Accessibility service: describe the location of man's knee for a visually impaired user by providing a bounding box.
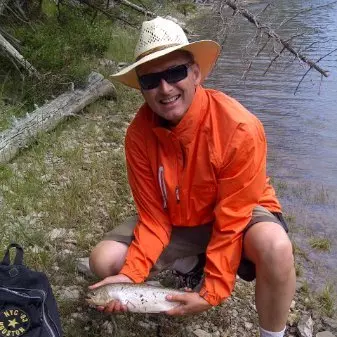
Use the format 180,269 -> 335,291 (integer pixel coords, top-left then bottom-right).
89,240 -> 128,278
244,222 -> 294,281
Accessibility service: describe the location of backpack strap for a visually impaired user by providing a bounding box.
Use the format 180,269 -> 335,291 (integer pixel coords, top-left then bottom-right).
1,243 -> 24,266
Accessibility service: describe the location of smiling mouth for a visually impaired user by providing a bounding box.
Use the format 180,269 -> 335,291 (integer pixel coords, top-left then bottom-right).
160,95 -> 180,104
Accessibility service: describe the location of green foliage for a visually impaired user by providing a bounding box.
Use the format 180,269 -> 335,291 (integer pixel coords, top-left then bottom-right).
176,2 -> 197,16
317,284 -> 335,317
309,237 -> 331,251
1,4 -> 118,112
19,10 -> 110,70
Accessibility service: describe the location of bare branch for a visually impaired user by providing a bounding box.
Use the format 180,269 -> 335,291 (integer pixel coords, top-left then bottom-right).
0,0 -> 10,15
294,47 -> 337,94
0,33 -> 40,77
279,1 -> 337,28
117,0 -> 192,34
78,0 -> 137,28
117,0 -> 156,18
221,0 -> 330,77
263,46 -> 286,75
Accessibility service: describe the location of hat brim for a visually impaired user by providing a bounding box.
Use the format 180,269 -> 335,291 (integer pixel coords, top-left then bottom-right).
110,40 -> 221,89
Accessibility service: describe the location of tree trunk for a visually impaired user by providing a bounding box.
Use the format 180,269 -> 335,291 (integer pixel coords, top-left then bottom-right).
0,32 -> 39,76
0,72 -> 116,163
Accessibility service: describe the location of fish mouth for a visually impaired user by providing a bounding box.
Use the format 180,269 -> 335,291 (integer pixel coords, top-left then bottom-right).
84,296 -> 95,306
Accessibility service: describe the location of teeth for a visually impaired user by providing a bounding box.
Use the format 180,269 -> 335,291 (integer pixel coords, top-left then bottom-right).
161,95 -> 179,104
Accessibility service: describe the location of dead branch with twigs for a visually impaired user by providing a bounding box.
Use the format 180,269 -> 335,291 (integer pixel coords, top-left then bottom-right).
0,32 -> 40,77
77,0 -> 137,28
218,0 -> 330,78
294,47 -> 337,95
116,0 -> 191,34
0,0 -> 10,15
212,0 -> 337,93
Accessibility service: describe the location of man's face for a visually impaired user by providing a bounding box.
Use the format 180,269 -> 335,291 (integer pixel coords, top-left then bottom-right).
136,51 -> 201,125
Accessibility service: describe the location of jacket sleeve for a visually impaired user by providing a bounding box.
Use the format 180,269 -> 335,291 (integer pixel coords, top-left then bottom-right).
119,125 -> 172,282
199,121 -> 267,306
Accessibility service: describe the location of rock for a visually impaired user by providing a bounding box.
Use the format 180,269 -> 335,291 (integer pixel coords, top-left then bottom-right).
322,318 -> 337,331
49,228 -> 67,240
57,286 -> 81,301
30,245 -> 43,253
101,321 -> 116,335
298,315 -> 314,337
232,309 -> 238,318
99,58 -> 115,67
244,322 -> 253,330
138,321 -> 153,329
290,300 -> 296,310
76,257 -> 95,278
288,312 -> 300,326
193,328 -> 212,337
316,332 -> 336,337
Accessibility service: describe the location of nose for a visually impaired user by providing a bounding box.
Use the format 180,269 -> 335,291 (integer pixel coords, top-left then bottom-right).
158,78 -> 173,93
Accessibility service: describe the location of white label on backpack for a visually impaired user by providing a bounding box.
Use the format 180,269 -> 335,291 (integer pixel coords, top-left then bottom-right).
0,308 -> 30,336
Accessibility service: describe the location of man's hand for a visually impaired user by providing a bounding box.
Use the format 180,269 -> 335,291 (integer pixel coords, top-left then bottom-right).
165,289 -> 211,316
88,274 -> 133,314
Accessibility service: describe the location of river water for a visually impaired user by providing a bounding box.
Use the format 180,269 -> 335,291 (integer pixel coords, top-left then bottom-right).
196,0 -> 337,288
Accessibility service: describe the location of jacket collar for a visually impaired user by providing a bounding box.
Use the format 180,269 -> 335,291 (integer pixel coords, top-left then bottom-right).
152,86 -> 207,146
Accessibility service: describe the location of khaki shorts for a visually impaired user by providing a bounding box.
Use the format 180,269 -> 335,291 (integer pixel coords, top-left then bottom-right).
103,205 -> 288,281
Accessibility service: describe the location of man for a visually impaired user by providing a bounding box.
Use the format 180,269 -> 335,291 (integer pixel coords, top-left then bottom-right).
89,17 -> 295,337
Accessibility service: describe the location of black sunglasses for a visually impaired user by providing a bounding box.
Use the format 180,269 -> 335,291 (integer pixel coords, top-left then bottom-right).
138,63 -> 193,90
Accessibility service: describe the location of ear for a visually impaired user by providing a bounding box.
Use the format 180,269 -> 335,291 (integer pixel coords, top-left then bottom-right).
191,63 -> 202,86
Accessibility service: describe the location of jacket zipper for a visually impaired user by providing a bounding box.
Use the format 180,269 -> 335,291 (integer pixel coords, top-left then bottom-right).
0,287 -> 59,337
175,186 -> 180,203
158,166 -> 168,209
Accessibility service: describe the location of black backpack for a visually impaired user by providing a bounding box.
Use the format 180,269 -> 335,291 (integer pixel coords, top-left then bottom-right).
0,243 -> 63,337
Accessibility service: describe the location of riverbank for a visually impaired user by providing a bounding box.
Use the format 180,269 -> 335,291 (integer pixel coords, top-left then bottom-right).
1,87 -> 336,336
0,2 -> 336,337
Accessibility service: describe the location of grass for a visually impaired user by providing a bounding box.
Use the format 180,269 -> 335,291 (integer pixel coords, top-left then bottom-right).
0,2 -> 139,122
316,284 -> 336,317
290,182 -> 333,205
309,237 -> 331,252
1,1 -> 337,335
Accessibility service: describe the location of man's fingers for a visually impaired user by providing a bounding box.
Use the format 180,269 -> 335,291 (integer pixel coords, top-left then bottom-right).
165,305 -> 184,316
88,279 -> 107,290
96,300 -> 128,314
166,293 -> 188,303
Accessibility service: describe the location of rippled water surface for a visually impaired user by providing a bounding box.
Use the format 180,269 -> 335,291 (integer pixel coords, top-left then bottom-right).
197,0 -> 337,286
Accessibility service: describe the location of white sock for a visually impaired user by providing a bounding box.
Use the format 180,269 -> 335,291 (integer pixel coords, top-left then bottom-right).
259,326 -> 286,337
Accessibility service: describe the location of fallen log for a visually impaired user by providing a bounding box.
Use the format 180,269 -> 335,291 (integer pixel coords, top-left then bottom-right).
0,32 -> 39,77
0,72 -> 116,163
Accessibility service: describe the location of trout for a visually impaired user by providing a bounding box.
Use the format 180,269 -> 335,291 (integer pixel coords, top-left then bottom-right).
85,283 -> 185,313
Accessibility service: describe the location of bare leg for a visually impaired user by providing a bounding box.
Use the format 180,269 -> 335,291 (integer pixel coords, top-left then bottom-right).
243,222 -> 296,331
89,240 -> 128,278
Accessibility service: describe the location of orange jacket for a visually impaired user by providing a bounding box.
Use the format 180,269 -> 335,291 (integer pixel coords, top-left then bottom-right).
120,86 -> 281,306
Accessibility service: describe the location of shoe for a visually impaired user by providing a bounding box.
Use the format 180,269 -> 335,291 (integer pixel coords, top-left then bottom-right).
173,253 -> 205,291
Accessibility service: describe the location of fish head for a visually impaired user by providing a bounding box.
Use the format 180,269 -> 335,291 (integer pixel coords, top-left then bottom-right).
85,287 -> 111,306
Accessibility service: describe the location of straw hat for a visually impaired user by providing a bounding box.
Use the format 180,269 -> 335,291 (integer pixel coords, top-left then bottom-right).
110,16 -> 220,89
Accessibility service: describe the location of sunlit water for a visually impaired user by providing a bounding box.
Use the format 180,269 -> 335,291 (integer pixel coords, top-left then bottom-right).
197,0 -> 337,287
